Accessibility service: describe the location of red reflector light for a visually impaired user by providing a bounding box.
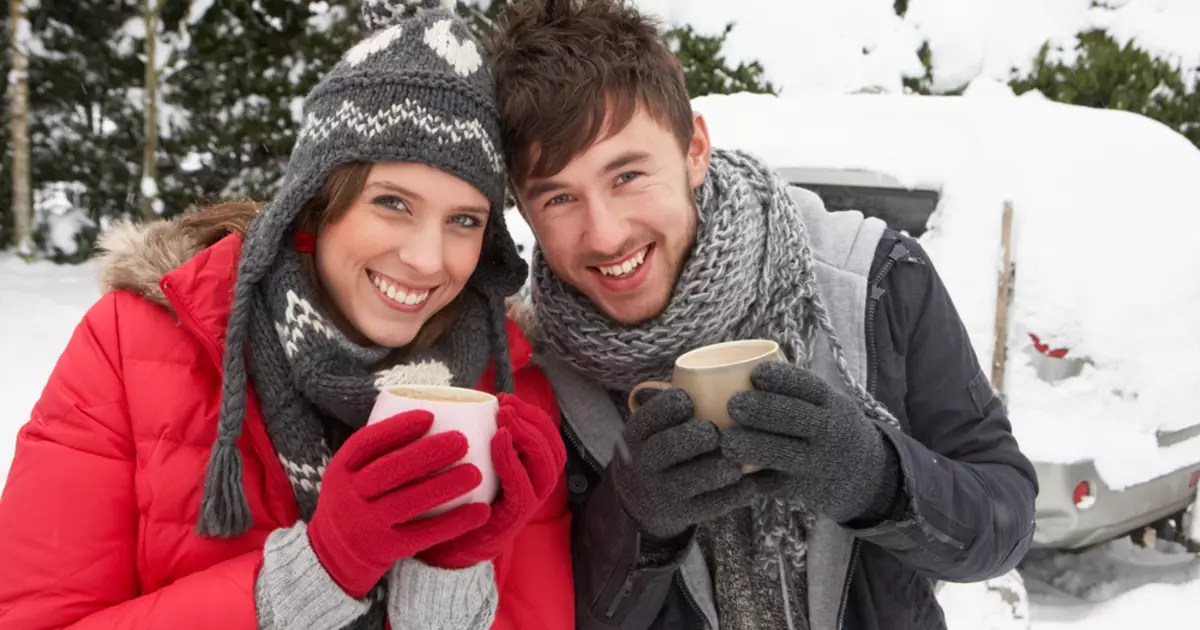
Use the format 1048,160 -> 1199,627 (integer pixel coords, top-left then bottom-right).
1073,481 -> 1096,510
1189,471 -> 1200,488
1030,333 -> 1070,359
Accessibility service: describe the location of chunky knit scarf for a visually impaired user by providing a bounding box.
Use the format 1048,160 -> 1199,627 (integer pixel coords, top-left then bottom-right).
534,149 -> 898,629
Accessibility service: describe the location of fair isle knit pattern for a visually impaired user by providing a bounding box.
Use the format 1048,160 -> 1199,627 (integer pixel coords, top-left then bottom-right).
195,0 -> 528,569
297,99 -> 504,174
246,245 -> 495,527
533,149 -> 900,629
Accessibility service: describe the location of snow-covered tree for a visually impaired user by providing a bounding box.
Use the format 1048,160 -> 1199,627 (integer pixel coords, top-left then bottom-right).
26,0 -> 142,261
161,0 -> 357,209
1012,30 -> 1200,150
665,23 -> 775,97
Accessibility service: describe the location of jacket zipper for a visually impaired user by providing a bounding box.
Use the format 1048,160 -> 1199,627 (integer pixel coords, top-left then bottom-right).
838,240 -> 921,629
605,573 -> 637,619
865,242 -> 921,395
560,412 -> 603,474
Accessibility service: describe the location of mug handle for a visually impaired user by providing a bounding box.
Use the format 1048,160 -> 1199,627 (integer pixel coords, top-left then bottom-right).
627,380 -> 672,414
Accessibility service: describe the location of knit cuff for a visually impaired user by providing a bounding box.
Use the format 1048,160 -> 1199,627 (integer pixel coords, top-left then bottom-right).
848,436 -> 905,526
387,559 -> 498,630
255,523 -> 373,629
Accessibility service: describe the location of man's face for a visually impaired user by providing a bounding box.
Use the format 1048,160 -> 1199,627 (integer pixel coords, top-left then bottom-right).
515,109 -> 711,325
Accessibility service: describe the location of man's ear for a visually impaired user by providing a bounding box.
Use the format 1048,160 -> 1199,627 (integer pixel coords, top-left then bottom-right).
686,113 -> 713,190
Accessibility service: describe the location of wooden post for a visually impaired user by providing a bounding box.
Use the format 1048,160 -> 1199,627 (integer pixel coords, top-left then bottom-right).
991,201 -> 1015,402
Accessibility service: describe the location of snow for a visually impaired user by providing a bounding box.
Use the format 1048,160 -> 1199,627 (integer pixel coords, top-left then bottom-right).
187,0 -> 216,26
633,0 -> 1200,95
692,92 -> 1200,490
180,152 -> 209,173
938,570 -> 1030,630
33,182 -> 94,257
1033,581 -> 1200,629
308,2 -> 348,34
1024,539 -> 1200,628
504,208 -> 536,268
0,255 -> 99,483
140,176 -> 159,199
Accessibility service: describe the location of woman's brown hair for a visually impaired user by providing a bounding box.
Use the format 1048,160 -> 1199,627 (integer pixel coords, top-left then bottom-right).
178,162 -> 460,360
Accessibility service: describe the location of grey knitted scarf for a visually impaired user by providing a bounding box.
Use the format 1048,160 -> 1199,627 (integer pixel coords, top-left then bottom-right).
243,245 -> 501,629
247,246 -> 497,521
534,149 -> 898,629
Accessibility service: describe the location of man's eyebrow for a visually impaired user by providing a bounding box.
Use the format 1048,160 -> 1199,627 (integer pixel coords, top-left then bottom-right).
525,178 -> 569,200
602,150 -> 651,173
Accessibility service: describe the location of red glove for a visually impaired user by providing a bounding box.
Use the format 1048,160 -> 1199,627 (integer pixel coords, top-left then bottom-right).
307,410 -> 491,598
420,393 -> 566,569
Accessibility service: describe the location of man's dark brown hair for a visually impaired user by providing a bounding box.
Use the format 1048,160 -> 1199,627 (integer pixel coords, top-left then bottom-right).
487,0 -> 695,186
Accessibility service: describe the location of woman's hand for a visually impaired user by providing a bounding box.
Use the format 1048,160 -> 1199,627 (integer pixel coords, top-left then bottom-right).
419,393 -> 566,569
306,410 -> 490,598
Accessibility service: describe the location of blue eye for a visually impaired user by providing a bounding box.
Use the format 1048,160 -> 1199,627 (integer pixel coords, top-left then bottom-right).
616,171 -> 642,184
373,195 -> 409,213
546,193 -> 573,207
450,214 -> 484,229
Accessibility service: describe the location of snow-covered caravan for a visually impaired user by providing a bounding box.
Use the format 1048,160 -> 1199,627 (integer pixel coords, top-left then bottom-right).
693,92 -> 1200,550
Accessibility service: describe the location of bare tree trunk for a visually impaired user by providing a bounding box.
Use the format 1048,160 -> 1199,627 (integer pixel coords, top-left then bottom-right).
140,0 -> 163,221
9,0 -> 32,257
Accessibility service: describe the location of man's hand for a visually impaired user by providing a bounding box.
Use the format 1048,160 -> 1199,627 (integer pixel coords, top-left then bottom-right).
612,388 -> 757,540
723,362 -> 903,524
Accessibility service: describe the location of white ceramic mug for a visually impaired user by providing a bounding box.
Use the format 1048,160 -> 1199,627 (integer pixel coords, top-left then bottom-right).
368,385 -> 499,517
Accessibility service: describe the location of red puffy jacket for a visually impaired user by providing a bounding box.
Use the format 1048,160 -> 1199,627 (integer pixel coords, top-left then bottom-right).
0,225 -> 573,629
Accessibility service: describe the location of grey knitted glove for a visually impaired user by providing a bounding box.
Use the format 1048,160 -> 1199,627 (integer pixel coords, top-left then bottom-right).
612,388 -> 758,539
723,362 -> 902,524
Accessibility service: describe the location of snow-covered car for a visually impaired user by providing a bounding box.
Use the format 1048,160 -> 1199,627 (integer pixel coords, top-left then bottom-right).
692,91 -> 1200,553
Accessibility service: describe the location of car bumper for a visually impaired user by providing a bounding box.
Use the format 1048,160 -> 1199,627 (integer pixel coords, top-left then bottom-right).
1032,459 -> 1200,549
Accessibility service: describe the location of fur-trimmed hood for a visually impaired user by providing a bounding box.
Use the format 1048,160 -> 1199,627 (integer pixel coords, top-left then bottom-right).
95,218 -> 207,313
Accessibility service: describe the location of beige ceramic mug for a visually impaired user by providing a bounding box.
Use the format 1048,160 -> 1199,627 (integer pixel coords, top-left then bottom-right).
628,339 -> 786,429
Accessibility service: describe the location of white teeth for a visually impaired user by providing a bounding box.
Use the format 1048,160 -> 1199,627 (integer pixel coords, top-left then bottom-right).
599,247 -> 649,277
370,272 -> 430,306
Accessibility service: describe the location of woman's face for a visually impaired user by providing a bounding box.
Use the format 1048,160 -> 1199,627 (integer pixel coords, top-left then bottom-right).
315,162 -> 489,348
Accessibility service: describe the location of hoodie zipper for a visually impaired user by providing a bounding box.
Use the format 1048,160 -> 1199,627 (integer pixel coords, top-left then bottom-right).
780,551 -> 798,630
676,571 -> 708,630
837,241 -> 922,629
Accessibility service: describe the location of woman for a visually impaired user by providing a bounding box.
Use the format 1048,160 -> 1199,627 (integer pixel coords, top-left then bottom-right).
0,2 -> 571,629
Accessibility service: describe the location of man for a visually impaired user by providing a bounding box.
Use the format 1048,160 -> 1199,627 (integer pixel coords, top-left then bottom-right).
488,1 -> 1038,629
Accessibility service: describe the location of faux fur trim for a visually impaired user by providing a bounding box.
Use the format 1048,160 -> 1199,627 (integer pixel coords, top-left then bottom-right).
505,288 -> 540,345
95,218 -> 205,311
